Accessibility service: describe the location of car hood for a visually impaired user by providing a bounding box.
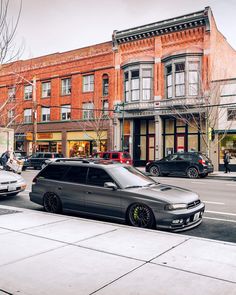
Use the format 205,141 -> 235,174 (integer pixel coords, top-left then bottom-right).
0,170 -> 25,182
128,184 -> 199,203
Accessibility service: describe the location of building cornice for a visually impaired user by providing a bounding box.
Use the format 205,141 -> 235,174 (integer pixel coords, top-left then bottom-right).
112,7 -> 211,48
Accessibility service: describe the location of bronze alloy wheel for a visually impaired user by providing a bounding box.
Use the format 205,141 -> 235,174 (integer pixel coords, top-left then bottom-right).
187,167 -> 199,179
149,165 -> 160,177
128,203 -> 155,229
43,193 -> 62,213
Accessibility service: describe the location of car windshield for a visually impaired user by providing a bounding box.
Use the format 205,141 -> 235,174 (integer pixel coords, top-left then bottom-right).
109,166 -> 157,188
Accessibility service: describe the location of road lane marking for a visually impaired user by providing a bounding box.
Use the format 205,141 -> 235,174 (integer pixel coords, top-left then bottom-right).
206,210 -> 236,216
203,201 -> 225,205
204,216 -> 236,223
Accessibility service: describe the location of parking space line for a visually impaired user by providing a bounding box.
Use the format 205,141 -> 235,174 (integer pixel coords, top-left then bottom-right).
204,216 -> 236,223
206,210 -> 236,216
203,201 -> 224,205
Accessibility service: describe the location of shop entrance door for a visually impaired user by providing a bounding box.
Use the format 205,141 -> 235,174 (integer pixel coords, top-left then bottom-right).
176,134 -> 185,152
148,135 -> 155,161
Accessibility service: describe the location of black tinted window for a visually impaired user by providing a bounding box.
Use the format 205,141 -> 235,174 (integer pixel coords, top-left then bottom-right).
122,153 -> 131,159
87,168 -> 113,187
55,153 -> 64,158
44,153 -> 52,158
39,165 -> 69,180
103,153 -> 110,159
37,153 -> 44,158
63,166 -> 88,184
112,153 -> 119,159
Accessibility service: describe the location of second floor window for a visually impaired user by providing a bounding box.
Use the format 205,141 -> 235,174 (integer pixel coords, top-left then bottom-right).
102,100 -> 109,116
61,105 -> 71,120
83,102 -> 94,119
24,85 -> 33,100
123,64 -> 153,102
164,56 -> 201,99
61,78 -> 71,95
41,107 -> 50,122
227,108 -> 236,121
24,109 -> 32,123
42,81 -> 51,98
8,87 -> 16,100
83,75 -> 94,92
102,75 -> 109,96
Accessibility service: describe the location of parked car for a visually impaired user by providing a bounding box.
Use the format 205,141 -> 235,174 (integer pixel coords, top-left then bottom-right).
28,152 -> 64,170
0,168 -> 26,196
93,151 -> 132,165
146,152 -> 214,178
30,159 -> 205,231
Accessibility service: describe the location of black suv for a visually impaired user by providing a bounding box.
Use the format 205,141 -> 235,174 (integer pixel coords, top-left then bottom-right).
146,152 -> 214,178
28,152 -> 64,169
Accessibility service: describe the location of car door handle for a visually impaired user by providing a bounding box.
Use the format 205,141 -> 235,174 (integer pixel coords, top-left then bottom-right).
86,191 -> 92,194
58,187 -> 62,190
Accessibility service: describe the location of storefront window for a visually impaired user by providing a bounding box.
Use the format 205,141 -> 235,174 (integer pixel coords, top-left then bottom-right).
140,136 -> 146,160
188,135 -> 198,152
140,120 -> 146,134
219,134 -> 236,164
165,119 -> 174,133
165,135 -> 174,156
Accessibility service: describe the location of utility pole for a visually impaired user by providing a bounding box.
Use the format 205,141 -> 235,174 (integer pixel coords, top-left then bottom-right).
32,76 -> 37,154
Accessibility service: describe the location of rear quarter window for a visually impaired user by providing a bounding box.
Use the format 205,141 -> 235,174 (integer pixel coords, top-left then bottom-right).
111,153 -> 119,159
38,165 -> 69,180
63,166 -> 88,184
122,153 -> 131,159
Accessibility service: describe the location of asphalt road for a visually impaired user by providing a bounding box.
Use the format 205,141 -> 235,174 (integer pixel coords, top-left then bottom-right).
0,169 -> 235,243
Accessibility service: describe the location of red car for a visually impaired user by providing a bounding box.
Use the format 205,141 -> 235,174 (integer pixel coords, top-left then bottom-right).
93,151 -> 133,165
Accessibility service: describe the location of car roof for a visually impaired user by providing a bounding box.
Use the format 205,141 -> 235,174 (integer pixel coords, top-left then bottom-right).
49,159 -> 125,169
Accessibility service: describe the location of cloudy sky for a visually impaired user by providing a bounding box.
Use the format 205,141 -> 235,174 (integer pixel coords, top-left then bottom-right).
9,0 -> 236,59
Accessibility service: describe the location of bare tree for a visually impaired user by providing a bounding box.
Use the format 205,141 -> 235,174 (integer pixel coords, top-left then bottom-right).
81,96 -> 111,154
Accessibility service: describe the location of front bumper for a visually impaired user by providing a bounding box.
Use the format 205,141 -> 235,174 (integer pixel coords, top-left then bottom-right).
154,202 -> 205,232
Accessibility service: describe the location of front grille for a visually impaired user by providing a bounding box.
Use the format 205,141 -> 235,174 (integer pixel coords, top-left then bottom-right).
0,180 -> 17,185
187,200 -> 200,209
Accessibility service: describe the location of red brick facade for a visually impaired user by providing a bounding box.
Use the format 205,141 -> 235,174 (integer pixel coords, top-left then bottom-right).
0,7 -> 236,168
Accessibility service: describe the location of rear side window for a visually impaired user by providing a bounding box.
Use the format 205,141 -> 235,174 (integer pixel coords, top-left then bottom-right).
87,168 -> 113,187
55,153 -> 64,158
39,165 -> 69,180
111,153 -> 119,159
63,166 -> 88,184
44,153 -> 52,158
36,153 -> 44,158
103,153 -> 110,159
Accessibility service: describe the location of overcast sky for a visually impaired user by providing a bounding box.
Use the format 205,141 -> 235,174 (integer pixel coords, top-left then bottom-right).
9,0 -> 236,60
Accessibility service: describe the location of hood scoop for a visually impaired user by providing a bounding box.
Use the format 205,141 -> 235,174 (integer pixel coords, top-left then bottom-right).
160,186 -> 172,192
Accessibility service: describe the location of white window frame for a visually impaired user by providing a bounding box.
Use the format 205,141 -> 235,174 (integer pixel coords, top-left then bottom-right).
24,109 -> 32,123
83,75 -> 94,92
61,105 -> 71,120
42,81 -> 51,98
83,102 -> 94,119
61,78 -> 71,95
24,85 -> 33,100
41,107 -> 50,122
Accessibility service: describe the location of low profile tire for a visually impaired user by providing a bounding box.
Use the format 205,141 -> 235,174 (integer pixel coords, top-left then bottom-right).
127,203 -> 155,229
187,167 -> 199,179
149,165 -> 161,177
43,193 -> 62,213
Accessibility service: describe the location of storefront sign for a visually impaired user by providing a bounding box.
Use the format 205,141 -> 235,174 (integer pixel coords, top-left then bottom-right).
38,133 -> 53,139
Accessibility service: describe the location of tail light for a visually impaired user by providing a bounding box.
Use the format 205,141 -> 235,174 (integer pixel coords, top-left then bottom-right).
32,176 -> 37,184
198,159 -> 206,165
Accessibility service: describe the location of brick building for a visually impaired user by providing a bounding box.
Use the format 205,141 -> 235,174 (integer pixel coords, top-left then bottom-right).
0,6 -> 236,169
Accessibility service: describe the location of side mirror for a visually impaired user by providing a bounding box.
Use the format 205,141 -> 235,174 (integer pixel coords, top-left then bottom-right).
104,182 -> 117,190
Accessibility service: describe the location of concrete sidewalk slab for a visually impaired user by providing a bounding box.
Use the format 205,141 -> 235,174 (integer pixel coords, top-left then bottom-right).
0,205 -> 235,295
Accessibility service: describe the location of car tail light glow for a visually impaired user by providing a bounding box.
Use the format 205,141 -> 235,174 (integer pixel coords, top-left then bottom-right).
198,159 -> 206,165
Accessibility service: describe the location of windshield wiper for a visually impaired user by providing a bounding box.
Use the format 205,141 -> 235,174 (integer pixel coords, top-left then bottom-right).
143,183 -> 156,187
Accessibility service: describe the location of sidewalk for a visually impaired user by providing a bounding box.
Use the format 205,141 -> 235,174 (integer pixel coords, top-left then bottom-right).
0,205 -> 235,295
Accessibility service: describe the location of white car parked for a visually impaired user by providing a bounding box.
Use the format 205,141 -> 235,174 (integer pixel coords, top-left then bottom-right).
0,169 -> 26,196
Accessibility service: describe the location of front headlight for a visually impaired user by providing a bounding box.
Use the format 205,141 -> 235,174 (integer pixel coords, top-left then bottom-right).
165,203 -> 187,210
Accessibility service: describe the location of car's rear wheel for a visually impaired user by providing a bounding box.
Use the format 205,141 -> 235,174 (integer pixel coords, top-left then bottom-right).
127,203 -> 155,229
43,193 -> 62,213
187,167 -> 199,178
149,165 -> 160,177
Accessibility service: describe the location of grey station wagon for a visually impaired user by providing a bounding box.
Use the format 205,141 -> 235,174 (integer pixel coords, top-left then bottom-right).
30,160 -> 205,231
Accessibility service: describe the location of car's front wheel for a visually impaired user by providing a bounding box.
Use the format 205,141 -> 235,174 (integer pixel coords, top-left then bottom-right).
149,165 -> 161,177
187,167 -> 199,178
43,193 -> 62,213
127,203 -> 155,229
